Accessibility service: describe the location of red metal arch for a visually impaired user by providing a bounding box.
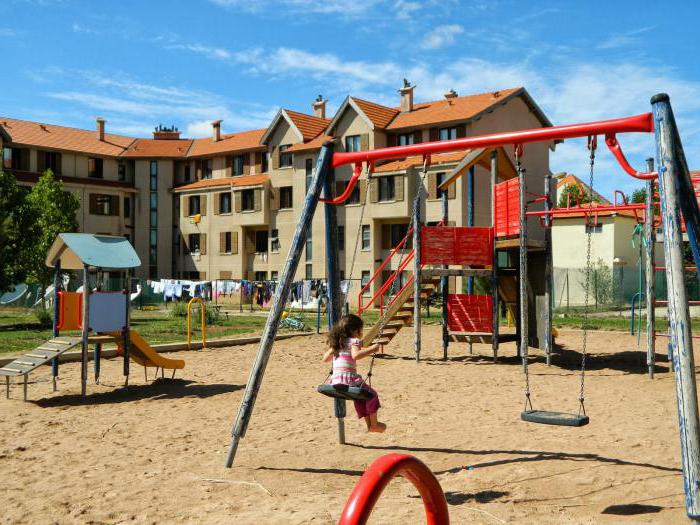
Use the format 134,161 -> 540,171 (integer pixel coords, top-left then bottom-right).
339,454 -> 449,525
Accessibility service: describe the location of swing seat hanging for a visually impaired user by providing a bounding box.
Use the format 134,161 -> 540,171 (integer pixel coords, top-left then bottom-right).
318,383 -> 373,401
521,410 -> 589,427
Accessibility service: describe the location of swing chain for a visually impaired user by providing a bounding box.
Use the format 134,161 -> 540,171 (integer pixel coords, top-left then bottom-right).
579,137 -> 597,415
516,146 -> 533,410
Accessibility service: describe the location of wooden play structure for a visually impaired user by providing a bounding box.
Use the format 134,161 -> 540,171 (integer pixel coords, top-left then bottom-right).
224,94 -> 700,521
0,233 -> 184,400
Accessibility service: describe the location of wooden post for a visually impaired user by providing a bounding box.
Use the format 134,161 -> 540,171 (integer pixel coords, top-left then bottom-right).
645,159 -> 656,378
490,150 -> 499,360
544,172 -> 553,365
225,142 -> 334,468
323,152 -> 346,445
652,93 -> 700,519
518,156 -> 528,371
81,265 -> 90,396
441,192 -> 449,360
51,260 -> 61,391
413,179 -> 422,363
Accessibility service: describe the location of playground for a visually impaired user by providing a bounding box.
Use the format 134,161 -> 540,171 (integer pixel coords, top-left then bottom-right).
0,326 -> 689,523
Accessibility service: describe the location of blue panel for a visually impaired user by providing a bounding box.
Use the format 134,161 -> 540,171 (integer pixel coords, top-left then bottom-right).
88,292 -> 127,332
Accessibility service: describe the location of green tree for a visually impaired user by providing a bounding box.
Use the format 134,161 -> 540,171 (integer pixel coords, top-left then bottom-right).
558,183 -> 598,208
630,187 -> 647,204
0,171 -> 34,293
25,170 -> 80,300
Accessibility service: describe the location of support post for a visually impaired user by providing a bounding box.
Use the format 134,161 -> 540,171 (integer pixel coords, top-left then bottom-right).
490,150 -> 499,360
413,181 -> 422,363
81,265 -> 89,396
441,192 -> 449,360
652,93 -> 700,519
94,344 -> 101,384
323,148 -> 345,445
51,260 -> 61,391
645,158 -> 656,378
544,172 -> 553,365
518,160 -> 528,370
225,142 -> 334,468
124,270 -> 130,384
467,165 -> 475,354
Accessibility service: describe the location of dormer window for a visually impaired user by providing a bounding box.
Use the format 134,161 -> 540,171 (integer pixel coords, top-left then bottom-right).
439,127 -> 457,141
279,145 -> 293,168
398,133 -> 414,146
345,135 -> 361,152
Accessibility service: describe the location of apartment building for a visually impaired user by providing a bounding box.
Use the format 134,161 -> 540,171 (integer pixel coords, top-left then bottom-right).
0,84 -> 553,305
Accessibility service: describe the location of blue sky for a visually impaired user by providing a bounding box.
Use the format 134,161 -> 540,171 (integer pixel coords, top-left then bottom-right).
2,0 -> 699,197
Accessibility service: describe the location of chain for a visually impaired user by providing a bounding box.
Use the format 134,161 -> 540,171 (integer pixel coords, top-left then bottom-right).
579,137 -> 596,415
516,147 -> 533,411
347,165 -> 372,284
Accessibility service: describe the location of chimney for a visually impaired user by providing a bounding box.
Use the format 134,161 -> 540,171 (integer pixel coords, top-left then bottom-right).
312,95 -> 326,119
212,120 -> 222,142
399,78 -> 414,113
152,124 -> 181,140
96,117 -> 105,141
444,89 -> 458,100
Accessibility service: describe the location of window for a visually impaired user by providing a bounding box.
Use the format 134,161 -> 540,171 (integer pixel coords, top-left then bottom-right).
439,127 -> 457,141
280,186 -> 293,209
398,133 -> 414,146
436,172 -> 447,199
188,233 -> 201,253
361,271 -> 370,289
118,163 -> 126,181
255,230 -> 269,253
124,197 -> 131,219
361,225 -> 370,250
149,163 -> 158,275
378,176 -> 395,202
43,151 -> 61,174
150,161 -> 158,189
390,224 -> 410,248
345,135 -> 361,152
346,184 -> 360,204
241,189 -> 255,211
2,147 -> 11,169
203,159 -> 213,179
184,164 -> 191,182
219,192 -> 232,214
3,147 -> 27,170
88,157 -> 103,178
223,231 -> 232,254
271,229 -> 280,252
306,237 -> 312,262
91,194 -> 115,215
338,226 -> 345,251
232,155 -> 245,176
255,271 -> 268,281
189,195 -> 201,216
279,144 -> 293,168
271,271 -> 278,281
305,264 -> 313,280
586,223 -> 603,234
261,151 -> 269,173
305,158 -> 313,192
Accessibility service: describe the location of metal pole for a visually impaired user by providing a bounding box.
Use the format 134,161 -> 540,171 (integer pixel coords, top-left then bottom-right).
544,172 -> 553,365
225,142 -> 334,468
467,165 -> 475,296
323,149 -> 346,445
124,270 -> 131,384
518,158 -> 528,371
645,158 -> 656,378
81,265 -> 89,396
652,93 -> 700,519
441,191 -> 449,360
413,176 -> 422,363
490,150 -> 499,360
51,260 -> 60,391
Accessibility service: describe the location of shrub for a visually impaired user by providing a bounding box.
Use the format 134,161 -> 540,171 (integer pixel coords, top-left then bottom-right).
34,307 -> 52,327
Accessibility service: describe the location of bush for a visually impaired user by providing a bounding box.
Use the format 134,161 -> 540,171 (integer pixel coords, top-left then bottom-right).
34,307 -> 52,327
168,300 -> 220,324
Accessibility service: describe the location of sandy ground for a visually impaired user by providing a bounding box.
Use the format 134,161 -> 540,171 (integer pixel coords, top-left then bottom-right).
0,326 -> 692,524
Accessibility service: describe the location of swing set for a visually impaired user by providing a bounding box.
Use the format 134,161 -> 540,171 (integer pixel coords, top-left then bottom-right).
224,93 -> 700,521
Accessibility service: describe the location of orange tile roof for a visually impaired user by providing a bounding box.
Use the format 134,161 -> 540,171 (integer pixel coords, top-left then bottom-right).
386,88 -> 522,130
374,151 -> 468,173
284,110 -> 331,141
173,174 -> 269,192
188,128 -> 266,157
286,134 -> 333,153
121,138 -> 193,158
556,173 -> 610,204
0,116 -> 134,157
352,98 -> 399,129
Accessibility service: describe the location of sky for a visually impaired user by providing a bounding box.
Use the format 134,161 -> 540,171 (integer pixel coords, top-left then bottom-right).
2,0 -> 699,197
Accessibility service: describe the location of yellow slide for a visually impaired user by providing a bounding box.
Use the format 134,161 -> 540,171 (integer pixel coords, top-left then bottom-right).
115,330 -> 185,370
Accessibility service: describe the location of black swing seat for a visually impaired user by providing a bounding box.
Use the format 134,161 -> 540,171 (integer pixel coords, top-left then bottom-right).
317,383 -> 373,401
521,410 -> 590,427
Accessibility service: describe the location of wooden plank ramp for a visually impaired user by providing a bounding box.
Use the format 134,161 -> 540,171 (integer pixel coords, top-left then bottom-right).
0,337 -> 81,377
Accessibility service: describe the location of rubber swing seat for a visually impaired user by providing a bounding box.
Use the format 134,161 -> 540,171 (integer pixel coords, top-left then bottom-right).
521,410 -> 590,427
318,383 -> 373,401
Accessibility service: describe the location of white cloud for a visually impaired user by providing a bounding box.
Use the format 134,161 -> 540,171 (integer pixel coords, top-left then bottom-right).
598,26 -> 655,50
0,28 -> 17,36
209,0 -> 381,15
166,42 -> 232,61
71,22 -> 100,35
421,24 -> 464,50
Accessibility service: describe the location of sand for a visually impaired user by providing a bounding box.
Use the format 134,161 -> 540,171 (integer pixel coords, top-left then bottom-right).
0,326 -> 691,524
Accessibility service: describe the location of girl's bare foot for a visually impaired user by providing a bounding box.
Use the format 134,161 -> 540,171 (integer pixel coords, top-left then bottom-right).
368,422 -> 387,433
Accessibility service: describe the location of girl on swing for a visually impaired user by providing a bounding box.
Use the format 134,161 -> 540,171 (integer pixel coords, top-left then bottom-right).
322,314 -> 386,433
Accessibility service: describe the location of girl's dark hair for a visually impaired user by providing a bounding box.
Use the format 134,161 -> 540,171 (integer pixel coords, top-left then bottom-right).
327,314 -> 364,354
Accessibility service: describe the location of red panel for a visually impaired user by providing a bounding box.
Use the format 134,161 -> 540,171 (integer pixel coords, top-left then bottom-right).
447,294 -> 492,333
494,178 -> 520,237
421,227 -> 493,266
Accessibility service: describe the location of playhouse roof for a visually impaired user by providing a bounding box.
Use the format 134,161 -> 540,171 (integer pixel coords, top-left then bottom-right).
45,233 -> 141,270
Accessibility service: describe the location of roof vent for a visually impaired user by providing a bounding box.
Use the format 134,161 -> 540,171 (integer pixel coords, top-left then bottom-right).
444,89 -> 458,100
493,90 -> 501,98
153,124 -> 181,140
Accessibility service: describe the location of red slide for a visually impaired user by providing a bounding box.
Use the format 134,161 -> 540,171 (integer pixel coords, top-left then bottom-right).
339,454 -> 449,525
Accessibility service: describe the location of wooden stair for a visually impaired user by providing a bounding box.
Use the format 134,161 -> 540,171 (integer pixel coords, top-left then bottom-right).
362,275 -> 440,348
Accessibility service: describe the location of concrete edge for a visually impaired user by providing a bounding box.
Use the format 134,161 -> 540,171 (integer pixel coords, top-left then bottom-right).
0,331 -> 314,368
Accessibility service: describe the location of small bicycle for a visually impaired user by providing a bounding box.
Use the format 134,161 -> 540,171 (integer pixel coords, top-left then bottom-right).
280,313 -> 305,331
